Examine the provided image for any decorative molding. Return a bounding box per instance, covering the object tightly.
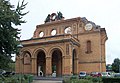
[79,61,106,64]
[66,44,69,55]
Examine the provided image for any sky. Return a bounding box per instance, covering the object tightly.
[10,0,120,64]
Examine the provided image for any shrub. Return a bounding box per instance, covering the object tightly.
[70,75,78,80]
[102,77,120,83]
[92,77,102,82]
[0,74,33,83]
[64,79,93,83]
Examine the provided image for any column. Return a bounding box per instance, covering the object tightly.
[31,58,37,75]
[46,57,52,77]
[74,58,78,74]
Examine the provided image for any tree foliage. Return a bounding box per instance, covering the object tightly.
[0,0,28,69]
[112,58,120,73]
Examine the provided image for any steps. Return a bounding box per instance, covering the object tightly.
[32,80,62,83]
[32,76,63,83]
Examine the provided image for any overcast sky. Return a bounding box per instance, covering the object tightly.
[10,0,120,64]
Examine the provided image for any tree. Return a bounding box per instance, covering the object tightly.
[112,58,120,73]
[0,0,28,70]
[106,64,112,72]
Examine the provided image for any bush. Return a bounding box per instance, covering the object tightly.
[92,77,102,82]
[64,79,92,83]
[0,74,34,83]
[70,75,78,80]
[102,77,120,83]
[64,76,103,83]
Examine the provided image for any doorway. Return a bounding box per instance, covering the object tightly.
[52,49,62,77]
[37,50,46,76]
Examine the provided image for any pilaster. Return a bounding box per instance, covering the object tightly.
[46,57,52,76]
[31,58,37,75]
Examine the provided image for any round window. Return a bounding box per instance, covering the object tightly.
[51,29,56,36]
[39,31,44,37]
[64,27,71,34]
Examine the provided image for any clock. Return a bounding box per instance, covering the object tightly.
[85,23,93,31]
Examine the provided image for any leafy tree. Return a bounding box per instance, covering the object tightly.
[106,64,112,71]
[112,58,120,73]
[0,0,28,70]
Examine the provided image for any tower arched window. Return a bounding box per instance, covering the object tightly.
[86,40,92,53]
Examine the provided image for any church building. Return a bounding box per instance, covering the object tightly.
[15,12,108,77]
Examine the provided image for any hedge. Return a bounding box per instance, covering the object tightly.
[102,77,120,83]
[0,74,34,83]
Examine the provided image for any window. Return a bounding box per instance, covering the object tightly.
[86,40,92,53]
[64,26,72,34]
[24,53,31,64]
[51,29,56,36]
[39,31,44,37]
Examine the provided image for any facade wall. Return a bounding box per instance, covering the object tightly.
[16,17,107,76]
[78,63,101,73]
[78,32,102,73]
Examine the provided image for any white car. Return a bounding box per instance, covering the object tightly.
[79,71,87,78]
[101,72,112,77]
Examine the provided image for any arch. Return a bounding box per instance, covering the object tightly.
[23,52,31,65]
[20,50,32,74]
[48,46,64,57]
[50,48,62,77]
[21,48,32,55]
[86,40,92,53]
[36,50,46,76]
[32,47,47,58]
[20,48,32,58]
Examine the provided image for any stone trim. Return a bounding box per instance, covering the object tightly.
[79,61,105,64]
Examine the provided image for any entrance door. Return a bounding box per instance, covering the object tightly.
[52,49,62,77]
[37,50,46,76]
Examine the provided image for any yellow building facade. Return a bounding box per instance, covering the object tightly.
[15,13,108,77]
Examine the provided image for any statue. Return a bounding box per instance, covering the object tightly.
[44,14,51,23]
[56,11,64,20]
[50,13,57,21]
[44,12,64,23]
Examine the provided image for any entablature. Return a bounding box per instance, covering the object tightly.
[21,34,80,47]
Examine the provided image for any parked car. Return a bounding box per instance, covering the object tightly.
[79,71,87,78]
[114,73,120,77]
[90,72,102,77]
[101,72,112,77]
[0,69,6,75]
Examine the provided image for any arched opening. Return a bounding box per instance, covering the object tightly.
[23,51,31,74]
[37,50,46,76]
[24,52,31,65]
[52,49,62,77]
[86,40,92,53]
[72,49,77,75]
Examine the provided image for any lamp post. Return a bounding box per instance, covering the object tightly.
[17,44,23,83]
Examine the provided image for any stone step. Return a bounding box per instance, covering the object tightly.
[32,76,63,83]
[32,80,63,83]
